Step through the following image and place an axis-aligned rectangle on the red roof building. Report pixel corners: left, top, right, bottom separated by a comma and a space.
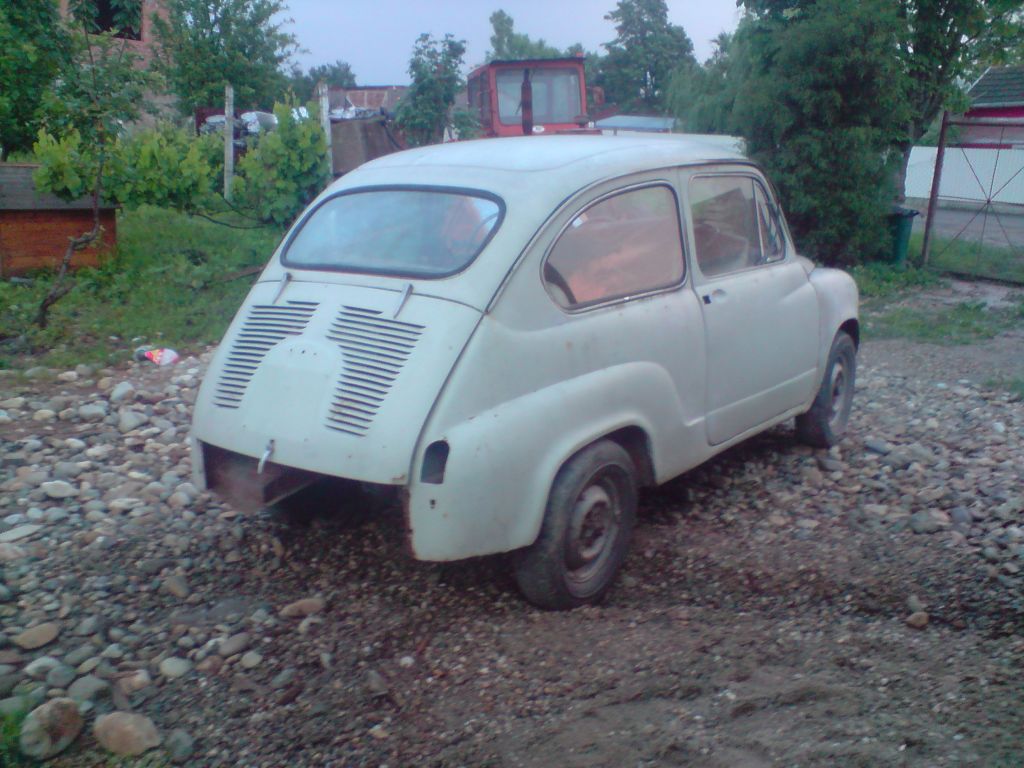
961, 66, 1024, 149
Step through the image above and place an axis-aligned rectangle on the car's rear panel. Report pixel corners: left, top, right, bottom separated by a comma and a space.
191, 278, 481, 490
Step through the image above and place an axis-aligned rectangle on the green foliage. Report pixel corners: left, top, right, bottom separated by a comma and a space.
678, 1, 910, 265
152, 0, 299, 113
233, 102, 330, 225
0, 707, 28, 767
668, 30, 746, 133
286, 60, 357, 102
395, 33, 468, 147
600, 0, 695, 113
849, 262, 940, 300
107, 126, 220, 212
66, 0, 142, 36
743, 0, 1024, 198
33, 126, 219, 213
33, 129, 96, 202
0, 0, 67, 160
987, 377, 1024, 400
44, 4, 155, 144
921, 232, 1024, 284
864, 300, 1024, 345
487, 10, 563, 60
0, 206, 283, 368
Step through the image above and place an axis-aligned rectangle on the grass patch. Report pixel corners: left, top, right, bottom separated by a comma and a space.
0, 206, 282, 370
0, 708, 29, 767
911, 231, 1024, 284
865, 299, 1024, 344
849, 261, 940, 301
987, 377, 1024, 400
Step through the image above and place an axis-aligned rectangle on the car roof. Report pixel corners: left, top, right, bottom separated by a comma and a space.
354, 134, 744, 179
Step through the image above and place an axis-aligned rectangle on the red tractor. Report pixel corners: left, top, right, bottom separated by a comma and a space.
467, 56, 596, 137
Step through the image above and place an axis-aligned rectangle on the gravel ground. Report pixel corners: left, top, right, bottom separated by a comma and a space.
1, 325, 1022, 766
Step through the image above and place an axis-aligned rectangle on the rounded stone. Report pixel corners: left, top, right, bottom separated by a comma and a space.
19, 698, 84, 759
94, 712, 162, 756
159, 657, 193, 679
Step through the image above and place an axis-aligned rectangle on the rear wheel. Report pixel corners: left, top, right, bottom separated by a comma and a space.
514, 440, 637, 610
796, 331, 856, 448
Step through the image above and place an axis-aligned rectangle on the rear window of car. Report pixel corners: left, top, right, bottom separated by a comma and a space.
281, 187, 504, 278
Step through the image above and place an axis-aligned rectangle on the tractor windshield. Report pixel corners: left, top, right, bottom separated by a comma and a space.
496, 67, 582, 125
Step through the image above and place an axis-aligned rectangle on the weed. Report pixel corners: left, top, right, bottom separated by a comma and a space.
864, 300, 1024, 344
987, 378, 1024, 400
0, 708, 29, 767
849, 261, 940, 300
909, 231, 1024, 284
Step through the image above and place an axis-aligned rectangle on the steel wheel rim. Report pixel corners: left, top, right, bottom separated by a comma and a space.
565, 471, 622, 586
827, 358, 849, 430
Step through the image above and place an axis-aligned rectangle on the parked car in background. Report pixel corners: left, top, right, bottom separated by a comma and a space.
190, 135, 859, 609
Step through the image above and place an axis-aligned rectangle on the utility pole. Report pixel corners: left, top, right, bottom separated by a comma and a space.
317, 80, 333, 174
224, 83, 234, 202
921, 110, 949, 267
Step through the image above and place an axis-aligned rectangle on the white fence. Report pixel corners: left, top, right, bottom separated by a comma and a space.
905, 146, 1024, 206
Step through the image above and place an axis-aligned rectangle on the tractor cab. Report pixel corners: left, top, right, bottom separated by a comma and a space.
467, 57, 594, 137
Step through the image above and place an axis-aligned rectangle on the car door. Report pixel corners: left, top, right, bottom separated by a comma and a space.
684, 167, 819, 446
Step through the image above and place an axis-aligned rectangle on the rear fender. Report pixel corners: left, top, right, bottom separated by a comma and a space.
809, 267, 859, 382
405, 362, 685, 561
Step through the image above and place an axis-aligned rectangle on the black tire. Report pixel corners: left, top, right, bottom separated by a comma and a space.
796, 330, 856, 448
514, 440, 637, 610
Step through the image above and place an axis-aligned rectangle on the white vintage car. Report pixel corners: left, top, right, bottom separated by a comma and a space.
191, 135, 858, 609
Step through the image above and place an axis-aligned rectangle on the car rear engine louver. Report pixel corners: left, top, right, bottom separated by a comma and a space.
213, 301, 319, 408
324, 306, 424, 436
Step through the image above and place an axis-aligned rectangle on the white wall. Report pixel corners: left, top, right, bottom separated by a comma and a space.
906, 147, 1024, 206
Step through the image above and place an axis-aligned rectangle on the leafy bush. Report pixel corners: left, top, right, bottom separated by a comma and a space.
33, 128, 95, 201
106, 126, 220, 211
232, 102, 331, 225
33, 125, 219, 212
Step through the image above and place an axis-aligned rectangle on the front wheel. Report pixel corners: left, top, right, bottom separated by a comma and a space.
796, 330, 856, 448
514, 440, 637, 610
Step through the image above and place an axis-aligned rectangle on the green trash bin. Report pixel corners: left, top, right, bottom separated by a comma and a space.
887, 206, 919, 265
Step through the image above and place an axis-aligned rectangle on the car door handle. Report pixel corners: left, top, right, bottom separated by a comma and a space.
702, 288, 727, 305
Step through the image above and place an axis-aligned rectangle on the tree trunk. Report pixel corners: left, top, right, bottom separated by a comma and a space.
35, 148, 106, 329
893, 140, 913, 203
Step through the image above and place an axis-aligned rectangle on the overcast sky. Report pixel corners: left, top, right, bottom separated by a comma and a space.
284, 0, 742, 85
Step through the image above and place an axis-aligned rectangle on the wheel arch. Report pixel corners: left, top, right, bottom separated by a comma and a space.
839, 317, 860, 348
597, 425, 656, 487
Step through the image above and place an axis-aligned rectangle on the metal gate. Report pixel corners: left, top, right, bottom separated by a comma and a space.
921, 111, 1024, 285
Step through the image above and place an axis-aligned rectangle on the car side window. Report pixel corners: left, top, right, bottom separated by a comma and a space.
755, 183, 786, 262
544, 185, 685, 309
690, 175, 764, 277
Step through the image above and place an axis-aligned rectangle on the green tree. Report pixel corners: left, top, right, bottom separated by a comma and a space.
730, 0, 910, 264
32, 0, 157, 327
743, 0, 1024, 200
395, 33, 474, 146
0, 1, 68, 160
286, 60, 357, 103
151, 0, 298, 113
487, 10, 563, 60
667, 31, 745, 133
601, 0, 695, 113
